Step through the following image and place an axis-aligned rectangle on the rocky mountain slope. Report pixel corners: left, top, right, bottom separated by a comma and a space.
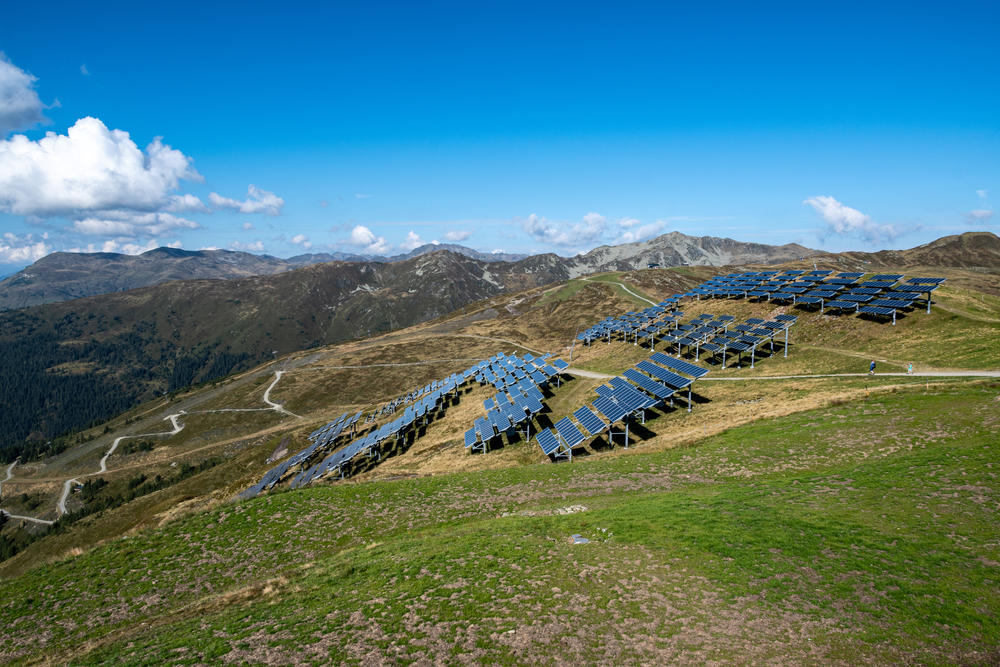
1, 233, 810, 310
0, 250, 563, 454
0, 244, 528, 311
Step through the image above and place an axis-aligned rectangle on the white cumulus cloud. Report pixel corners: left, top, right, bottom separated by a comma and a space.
209, 184, 284, 215
0, 232, 50, 264
72, 211, 199, 237
617, 220, 668, 244
0, 53, 47, 136
242, 221, 255, 230
444, 229, 471, 242
967, 209, 994, 223
523, 211, 607, 247
0, 116, 200, 217
290, 233, 311, 248
348, 225, 389, 254
977, 189, 988, 200
400, 230, 424, 252
803, 195, 898, 243
165, 193, 208, 213
231, 240, 265, 252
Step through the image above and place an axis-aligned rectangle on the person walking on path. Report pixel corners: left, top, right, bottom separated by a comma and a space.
907, 362, 913, 375
869, 360, 876, 375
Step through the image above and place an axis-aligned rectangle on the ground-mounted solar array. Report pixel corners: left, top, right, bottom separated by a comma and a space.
242, 268, 950, 493
464, 352, 570, 453
534, 351, 709, 460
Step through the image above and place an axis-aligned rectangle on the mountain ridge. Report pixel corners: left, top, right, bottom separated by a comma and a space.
0, 232, 817, 310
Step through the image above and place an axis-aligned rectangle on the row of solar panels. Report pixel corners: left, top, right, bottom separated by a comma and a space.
536, 352, 709, 459
662, 314, 797, 363
288, 369, 476, 488
240, 364, 480, 499
465, 352, 570, 451
577, 304, 676, 343
474, 351, 566, 391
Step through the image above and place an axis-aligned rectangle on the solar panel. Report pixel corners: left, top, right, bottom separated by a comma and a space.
840, 294, 873, 303
464, 428, 478, 448
796, 296, 822, 304
536, 429, 562, 456
859, 305, 896, 317
774, 314, 798, 323
593, 396, 628, 423
745, 317, 765, 325
649, 352, 709, 378
823, 300, 856, 309
551, 358, 569, 371
837, 272, 864, 278
554, 418, 586, 448
805, 290, 838, 298
637, 360, 692, 389
859, 281, 896, 289
574, 406, 607, 436
623, 368, 674, 399
870, 299, 913, 308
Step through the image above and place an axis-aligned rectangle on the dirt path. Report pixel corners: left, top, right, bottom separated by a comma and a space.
7, 370, 302, 523
56, 412, 186, 516
262, 371, 300, 418
581, 276, 658, 306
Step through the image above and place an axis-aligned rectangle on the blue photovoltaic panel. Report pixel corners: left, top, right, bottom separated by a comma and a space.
745, 318, 765, 325
464, 428, 478, 448
488, 410, 511, 433
554, 418, 586, 448
859, 305, 896, 316
824, 300, 856, 309
637, 360, 692, 390
551, 358, 569, 371
871, 299, 913, 308
483, 397, 494, 411
574, 406, 607, 436
774, 314, 798, 323
840, 294, 873, 303
623, 368, 674, 399
536, 429, 562, 456
474, 417, 494, 440
871, 274, 903, 281
649, 352, 709, 378
609, 377, 654, 408
593, 396, 628, 423
837, 272, 864, 278
796, 296, 822, 304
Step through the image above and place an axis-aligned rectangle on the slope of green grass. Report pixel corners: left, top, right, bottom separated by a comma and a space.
1, 382, 997, 664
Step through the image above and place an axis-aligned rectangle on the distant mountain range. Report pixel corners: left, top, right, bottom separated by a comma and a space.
0, 243, 528, 311
0, 232, 814, 310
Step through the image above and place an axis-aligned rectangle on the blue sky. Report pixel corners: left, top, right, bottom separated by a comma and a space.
0, 1, 997, 271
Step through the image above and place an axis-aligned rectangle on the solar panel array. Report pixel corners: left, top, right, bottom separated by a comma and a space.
240, 363, 483, 498
465, 352, 569, 452
572, 271, 945, 347
534, 352, 710, 459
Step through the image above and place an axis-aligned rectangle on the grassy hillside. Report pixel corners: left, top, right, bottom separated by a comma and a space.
1, 381, 997, 664
0, 260, 997, 663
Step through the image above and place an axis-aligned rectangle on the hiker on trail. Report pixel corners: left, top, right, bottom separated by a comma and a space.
907, 362, 913, 375
869, 360, 876, 375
